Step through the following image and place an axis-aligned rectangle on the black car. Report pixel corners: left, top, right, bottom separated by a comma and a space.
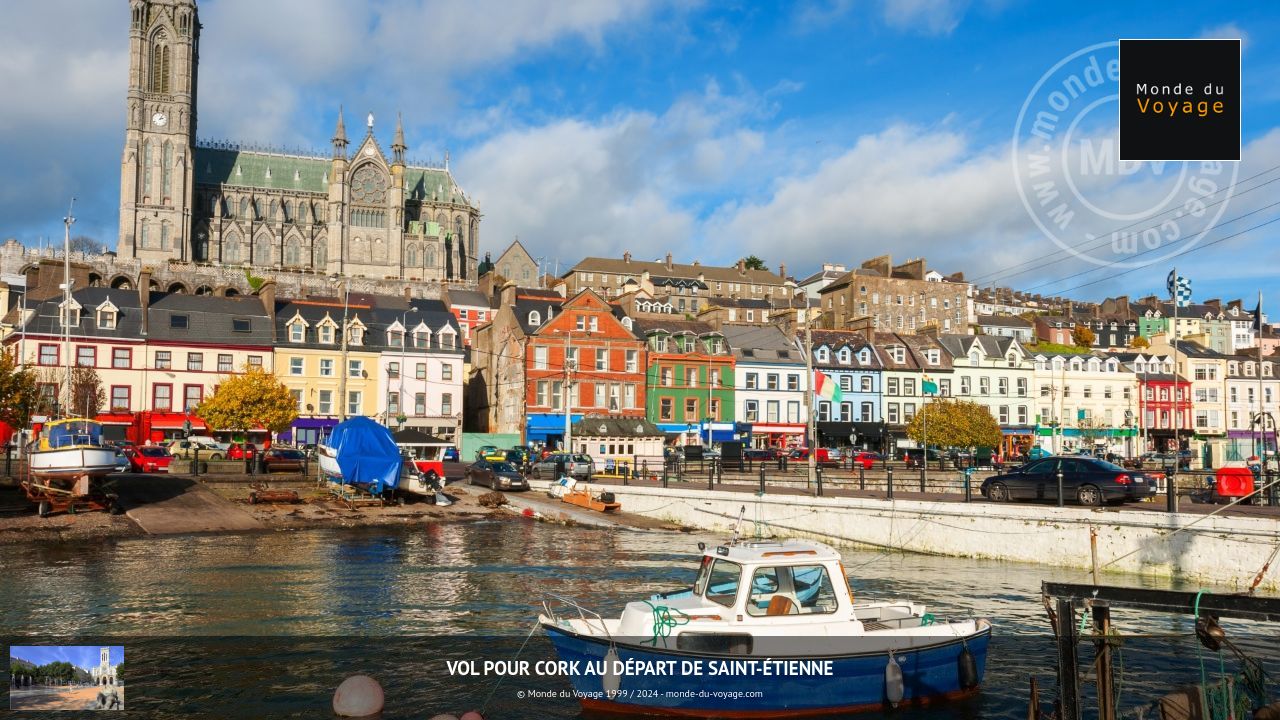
742, 448, 779, 462
981, 456, 1158, 506
465, 460, 530, 491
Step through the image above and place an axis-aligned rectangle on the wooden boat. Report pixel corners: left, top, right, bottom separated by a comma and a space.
540, 539, 990, 717
29, 419, 119, 481
548, 476, 621, 513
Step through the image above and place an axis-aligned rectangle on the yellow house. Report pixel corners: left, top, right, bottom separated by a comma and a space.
273, 299, 380, 445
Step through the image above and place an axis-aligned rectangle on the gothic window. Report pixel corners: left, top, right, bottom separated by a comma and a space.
194, 228, 209, 261
211, 195, 221, 216
160, 221, 171, 251
149, 32, 171, 94
239, 198, 249, 218
405, 243, 419, 267
254, 235, 271, 265
297, 201, 308, 223
251, 199, 261, 220
454, 217, 464, 243
285, 239, 301, 266
162, 141, 173, 200
435, 212, 447, 231
282, 200, 292, 223
350, 165, 388, 204
425, 244, 436, 268
139, 220, 150, 250
143, 141, 154, 200
224, 233, 241, 263
269, 200, 279, 221
314, 237, 327, 267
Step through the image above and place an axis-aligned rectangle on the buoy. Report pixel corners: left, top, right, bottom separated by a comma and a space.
522, 508, 535, 518
602, 647, 621, 698
460, 713, 485, 720
958, 646, 979, 689
884, 654, 904, 707
332, 674, 385, 717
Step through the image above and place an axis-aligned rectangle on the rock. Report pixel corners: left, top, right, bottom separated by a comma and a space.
477, 492, 508, 508
450, 487, 468, 496
333, 674, 384, 717
460, 712, 485, 720
429, 715, 460, 720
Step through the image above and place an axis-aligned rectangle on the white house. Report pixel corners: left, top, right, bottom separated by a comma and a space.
1032, 353, 1138, 455
375, 301, 464, 442
720, 325, 808, 450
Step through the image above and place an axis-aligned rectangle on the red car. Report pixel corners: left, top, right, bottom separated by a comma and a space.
227, 443, 258, 460
788, 447, 843, 468
850, 451, 879, 470
126, 445, 174, 473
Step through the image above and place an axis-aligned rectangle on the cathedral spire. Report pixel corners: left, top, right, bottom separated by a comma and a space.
332, 106, 348, 159
392, 112, 406, 165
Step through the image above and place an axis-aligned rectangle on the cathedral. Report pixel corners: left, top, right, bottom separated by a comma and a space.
116, 0, 480, 283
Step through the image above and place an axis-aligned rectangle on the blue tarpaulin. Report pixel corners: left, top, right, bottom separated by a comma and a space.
327, 417, 402, 494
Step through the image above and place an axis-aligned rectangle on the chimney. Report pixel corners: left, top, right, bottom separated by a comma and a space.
1204, 298, 1221, 311
736, 259, 746, 275
623, 251, 632, 264
137, 268, 151, 336
255, 280, 277, 342
665, 253, 673, 270
893, 258, 926, 281
778, 262, 786, 279
861, 255, 891, 277
404, 286, 412, 301
500, 281, 518, 308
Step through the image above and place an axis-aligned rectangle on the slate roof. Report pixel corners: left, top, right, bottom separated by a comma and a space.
808, 330, 882, 369
147, 293, 273, 346
276, 295, 460, 353
571, 415, 665, 438
1169, 340, 1229, 359
703, 296, 773, 309
632, 318, 720, 337
509, 288, 565, 335
871, 332, 953, 371
976, 314, 1034, 329
937, 333, 1025, 360
22, 288, 145, 340
196, 148, 330, 194
444, 288, 491, 309
720, 325, 802, 365
566, 257, 788, 286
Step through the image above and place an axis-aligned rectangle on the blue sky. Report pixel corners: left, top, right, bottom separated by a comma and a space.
1, 0, 1278, 305
11, 645, 123, 670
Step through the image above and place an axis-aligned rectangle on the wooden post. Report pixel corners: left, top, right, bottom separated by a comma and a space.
1054, 597, 1080, 720
1093, 604, 1115, 720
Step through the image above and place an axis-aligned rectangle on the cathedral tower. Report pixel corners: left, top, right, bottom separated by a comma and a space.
117, 0, 199, 262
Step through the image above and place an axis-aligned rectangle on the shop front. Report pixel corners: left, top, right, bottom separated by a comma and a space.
1000, 426, 1036, 459
281, 418, 338, 447
525, 413, 583, 449
748, 422, 806, 450
815, 421, 885, 451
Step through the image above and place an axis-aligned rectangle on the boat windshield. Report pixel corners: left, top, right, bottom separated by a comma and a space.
696, 558, 742, 608
745, 564, 838, 616
46, 421, 102, 448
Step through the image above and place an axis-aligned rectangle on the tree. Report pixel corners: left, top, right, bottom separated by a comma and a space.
741, 255, 768, 271
69, 235, 107, 255
906, 399, 1002, 451
1071, 324, 1096, 348
1128, 335, 1150, 349
0, 348, 39, 429
70, 364, 105, 417
194, 366, 298, 434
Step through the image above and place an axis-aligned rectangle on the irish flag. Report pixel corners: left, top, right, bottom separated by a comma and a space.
814, 372, 843, 404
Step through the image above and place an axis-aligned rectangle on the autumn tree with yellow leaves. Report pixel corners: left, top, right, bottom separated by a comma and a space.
0, 348, 39, 429
905, 399, 1002, 451
195, 366, 298, 435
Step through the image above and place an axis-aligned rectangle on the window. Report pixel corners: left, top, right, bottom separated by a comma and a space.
745, 400, 759, 422
1083, 386, 1092, 399
745, 373, 758, 390
998, 405, 1009, 424
38, 344, 58, 366
686, 368, 698, 388
536, 380, 549, 407
887, 378, 900, 395
291, 389, 303, 413
232, 318, 251, 333
348, 360, 362, 378
596, 348, 607, 370
414, 393, 426, 415
787, 401, 800, 423
1017, 378, 1028, 397
534, 347, 548, 370
710, 398, 721, 420
624, 384, 636, 409
625, 350, 638, 373
860, 376, 872, 392
685, 397, 699, 421
904, 403, 917, 421
347, 326, 364, 346
388, 329, 404, 348
106, 348, 129, 369
97, 308, 117, 330
319, 325, 334, 344
152, 384, 172, 411
745, 564, 836, 616
318, 390, 333, 415
442, 364, 453, 381
187, 352, 203, 371
170, 314, 189, 329
1017, 406, 1029, 425
887, 403, 900, 424
788, 374, 800, 391
387, 392, 400, 415
960, 377, 971, 395
155, 350, 171, 369
661, 366, 674, 387
184, 385, 202, 411
767, 374, 780, 391
940, 379, 951, 396
904, 378, 916, 396
660, 397, 674, 420
347, 391, 362, 416
1123, 386, 1131, 400
839, 375, 852, 392
76, 346, 96, 367
576, 315, 586, 331
978, 377, 990, 395
320, 358, 334, 377
997, 378, 1008, 396
387, 361, 400, 378
861, 402, 874, 422
217, 354, 234, 373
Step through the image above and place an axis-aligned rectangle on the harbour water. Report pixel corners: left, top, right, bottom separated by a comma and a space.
2, 519, 1276, 718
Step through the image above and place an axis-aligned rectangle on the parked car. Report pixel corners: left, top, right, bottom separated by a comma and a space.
850, 451, 879, 470
465, 460, 530, 491
226, 443, 259, 461
531, 453, 595, 480
980, 456, 1159, 506
742, 448, 779, 462
787, 447, 842, 467
112, 448, 130, 473
902, 448, 942, 468
166, 439, 226, 461
260, 448, 306, 473
476, 445, 506, 462
505, 448, 532, 469
125, 445, 174, 473
188, 435, 229, 453
1026, 446, 1052, 461
443, 447, 460, 462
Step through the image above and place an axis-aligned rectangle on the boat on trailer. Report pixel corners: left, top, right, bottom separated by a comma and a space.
29, 419, 120, 480
539, 538, 991, 717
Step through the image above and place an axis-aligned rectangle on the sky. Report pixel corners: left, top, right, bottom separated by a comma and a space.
1, 0, 1278, 306
11, 645, 123, 671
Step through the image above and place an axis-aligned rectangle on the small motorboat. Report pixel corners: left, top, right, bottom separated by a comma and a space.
539, 538, 990, 717
318, 417, 402, 505
548, 476, 620, 513
29, 419, 120, 481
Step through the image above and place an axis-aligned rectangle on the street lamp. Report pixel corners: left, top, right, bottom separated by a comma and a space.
398, 307, 419, 427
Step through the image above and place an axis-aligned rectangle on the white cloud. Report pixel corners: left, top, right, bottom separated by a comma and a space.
1199, 22, 1249, 50
882, 0, 971, 35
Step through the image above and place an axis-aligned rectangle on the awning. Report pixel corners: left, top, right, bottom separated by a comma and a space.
526, 413, 582, 433
291, 418, 339, 430
392, 428, 451, 446
147, 413, 209, 430
1001, 426, 1036, 435
657, 423, 699, 435
750, 423, 805, 435
95, 412, 134, 426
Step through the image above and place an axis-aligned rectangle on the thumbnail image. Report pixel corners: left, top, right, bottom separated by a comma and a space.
9, 646, 124, 711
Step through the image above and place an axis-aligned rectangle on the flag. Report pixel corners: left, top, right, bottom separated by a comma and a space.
922, 376, 938, 395
814, 372, 842, 404
1253, 293, 1263, 333
1166, 270, 1192, 308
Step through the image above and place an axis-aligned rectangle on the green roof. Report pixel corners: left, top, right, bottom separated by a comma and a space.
195, 147, 329, 194
402, 166, 460, 203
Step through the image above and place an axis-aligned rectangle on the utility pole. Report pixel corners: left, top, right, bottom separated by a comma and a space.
334, 277, 350, 421
61, 199, 76, 418
562, 326, 575, 453
802, 293, 816, 489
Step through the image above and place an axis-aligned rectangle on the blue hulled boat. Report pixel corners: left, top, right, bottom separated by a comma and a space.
539, 539, 991, 717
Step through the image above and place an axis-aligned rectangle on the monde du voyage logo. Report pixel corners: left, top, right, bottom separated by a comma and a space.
1120, 38, 1241, 161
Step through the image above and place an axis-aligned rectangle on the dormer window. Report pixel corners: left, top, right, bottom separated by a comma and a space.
528, 311, 541, 326
388, 327, 405, 348
838, 348, 851, 364
439, 330, 456, 350
816, 347, 830, 363
289, 322, 305, 343
413, 330, 430, 349
969, 351, 980, 365
319, 324, 334, 344
97, 308, 117, 330
622, 317, 633, 330
860, 349, 871, 364
890, 346, 905, 363
170, 314, 188, 330
348, 326, 364, 346
926, 350, 939, 365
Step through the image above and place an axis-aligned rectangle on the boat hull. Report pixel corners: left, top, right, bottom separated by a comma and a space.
317, 447, 342, 480
543, 624, 989, 717
29, 447, 119, 479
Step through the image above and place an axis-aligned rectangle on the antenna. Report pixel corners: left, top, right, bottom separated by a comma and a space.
730, 504, 746, 545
